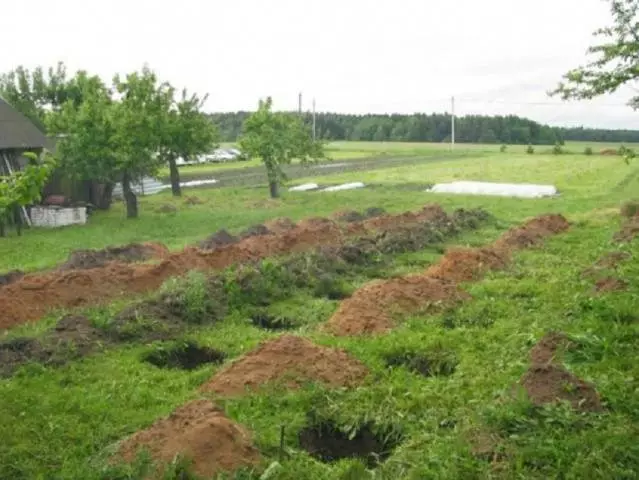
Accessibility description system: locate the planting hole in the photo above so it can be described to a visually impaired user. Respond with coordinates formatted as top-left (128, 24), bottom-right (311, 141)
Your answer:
top-left (384, 349), bottom-right (458, 377)
top-left (299, 420), bottom-right (402, 467)
top-left (250, 313), bottom-right (296, 331)
top-left (143, 341), bottom-right (226, 370)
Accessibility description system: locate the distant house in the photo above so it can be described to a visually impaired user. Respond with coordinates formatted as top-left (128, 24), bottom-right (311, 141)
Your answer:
top-left (0, 96), bottom-right (50, 174)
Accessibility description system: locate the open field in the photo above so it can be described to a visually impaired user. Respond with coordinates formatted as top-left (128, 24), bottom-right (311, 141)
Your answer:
top-left (1, 142), bottom-right (639, 479)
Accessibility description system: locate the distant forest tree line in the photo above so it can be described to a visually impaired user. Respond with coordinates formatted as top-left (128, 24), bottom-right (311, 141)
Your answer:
top-left (210, 111), bottom-right (639, 145)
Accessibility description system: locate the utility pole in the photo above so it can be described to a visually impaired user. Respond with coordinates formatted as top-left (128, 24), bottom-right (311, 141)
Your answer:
top-left (451, 96), bottom-right (455, 151)
top-left (312, 97), bottom-right (316, 141)
top-left (298, 92), bottom-right (302, 116)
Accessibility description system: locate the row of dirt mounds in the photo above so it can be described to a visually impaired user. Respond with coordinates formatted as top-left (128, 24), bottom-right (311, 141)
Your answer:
top-left (519, 332), bottom-right (602, 412)
top-left (200, 335), bottom-right (369, 396)
top-left (117, 399), bottom-right (261, 479)
top-left (0, 204), bottom-right (460, 330)
top-left (325, 214), bottom-right (571, 336)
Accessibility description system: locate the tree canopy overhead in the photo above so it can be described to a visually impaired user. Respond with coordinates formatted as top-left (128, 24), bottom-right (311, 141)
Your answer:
top-left (551, 0), bottom-right (639, 108)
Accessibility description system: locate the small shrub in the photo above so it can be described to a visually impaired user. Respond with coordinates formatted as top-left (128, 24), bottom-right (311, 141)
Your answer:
top-left (500, 145), bottom-right (507, 153)
top-left (552, 143), bottom-right (563, 155)
top-left (584, 147), bottom-right (593, 156)
top-left (526, 145), bottom-right (534, 154)
top-left (160, 272), bottom-right (227, 324)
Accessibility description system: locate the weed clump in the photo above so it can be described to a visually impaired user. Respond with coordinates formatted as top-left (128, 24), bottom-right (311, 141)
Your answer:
top-left (160, 272), bottom-right (227, 324)
top-left (620, 200), bottom-right (639, 219)
top-left (384, 346), bottom-right (458, 377)
top-left (249, 312), bottom-right (296, 331)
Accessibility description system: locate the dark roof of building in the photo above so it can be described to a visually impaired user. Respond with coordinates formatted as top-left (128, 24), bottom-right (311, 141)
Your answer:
top-left (0, 97), bottom-right (49, 150)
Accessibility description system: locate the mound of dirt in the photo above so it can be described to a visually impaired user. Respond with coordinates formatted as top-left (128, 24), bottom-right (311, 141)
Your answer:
top-left (263, 217), bottom-right (296, 233)
top-left (495, 214), bottom-right (570, 250)
top-left (614, 215), bottom-right (639, 243)
top-left (364, 207), bottom-right (386, 218)
top-left (0, 270), bottom-right (24, 287)
top-left (325, 275), bottom-right (469, 336)
top-left (201, 335), bottom-right (368, 396)
top-left (198, 230), bottom-right (239, 250)
top-left (0, 315), bottom-right (102, 377)
top-left (238, 224), bottom-right (271, 239)
top-left (0, 204), bottom-right (479, 330)
top-left (520, 364), bottom-right (602, 412)
top-left (425, 247), bottom-right (509, 283)
top-left (600, 148), bottom-right (618, 156)
top-left (297, 217), bottom-right (337, 230)
top-left (594, 276), bottom-right (628, 293)
top-left (326, 213), bottom-right (569, 336)
top-left (118, 400), bottom-right (260, 478)
top-left (529, 332), bottom-right (573, 365)
top-left (595, 251), bottom-right (631, 268)
top-left (333, 210), bottom-right (366, 223)
top-left (59, 243), bottom-right (168, 271)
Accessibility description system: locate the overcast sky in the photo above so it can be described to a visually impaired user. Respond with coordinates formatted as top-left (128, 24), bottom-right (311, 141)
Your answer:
top-left (4, 0), bottom-right (638, 129)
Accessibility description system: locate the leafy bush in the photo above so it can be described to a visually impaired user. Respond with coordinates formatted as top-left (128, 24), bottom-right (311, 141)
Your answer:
top-left (552, 143), bottom-right (564, 155)
top-left (160, 271), bottom-right (226, 324)
top-left (526, 145), bottom-right (535, 154)
top-left (584, 147), bottom-right (593, 155)
top-left (500, 145), bottom-right (507, 153)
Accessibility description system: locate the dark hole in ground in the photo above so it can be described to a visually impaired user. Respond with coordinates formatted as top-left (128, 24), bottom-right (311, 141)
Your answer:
top-left (142, 341), bottom-right (226, 370)
top-left (384, 350), bottom-right (458, 377)
top-left (298, 420), bottom-right (402, 468)
top-left (250, 313), bottom-right (296, 331)
top-left (0, 269), bottom-right (24, 287)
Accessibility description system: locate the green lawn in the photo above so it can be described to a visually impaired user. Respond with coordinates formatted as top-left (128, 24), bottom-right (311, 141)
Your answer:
top-left (1, 143), bottom-right (639, 479)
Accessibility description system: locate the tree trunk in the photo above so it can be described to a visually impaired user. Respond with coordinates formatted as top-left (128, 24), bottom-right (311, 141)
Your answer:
top-left (122, 172), bottom-right (139, 218)
top-left (168, 156), bottom-right (182, 197)
top-left (95, 183), bottom-right (114, 210)
top-left (0, 218), bottom-right (5, 237)
top-left (13, 205), bottom-right (21, 236)
top-left (268, 180), bottom-right (279, 199)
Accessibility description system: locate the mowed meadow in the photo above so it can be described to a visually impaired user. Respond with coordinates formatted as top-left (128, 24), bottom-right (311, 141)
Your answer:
top-left (1, 141), bottom-right (639, 479)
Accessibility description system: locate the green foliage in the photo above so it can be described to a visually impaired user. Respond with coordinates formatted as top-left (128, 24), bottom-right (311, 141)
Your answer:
top-left (160, 89), bottom-right (220, 196)
top-left (584, 146), bottom-right (594, 155)
top-left (551, 0), bottom-right (639, 109)
top-left (526, 144), bottom-right (535, 154)
top-left (620, 199), bottom-right (639, 217)
top-left (500, 144), bottom-right (507, 153)
top-left (0, 152), bottom-right (56, 235)
top-left (160, 271), bottom-right (226, 324)
top-left (239, 97), bottom-right (325, 197)
top-left (0, 62), bottom-right (73, 131)
top-left (553, 143), bottom-right (564, 155)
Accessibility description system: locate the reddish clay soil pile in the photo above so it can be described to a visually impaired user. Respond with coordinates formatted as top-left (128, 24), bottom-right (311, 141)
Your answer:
top-left (529, 332), bottom-right (573, 365)
top-left (0, 204), bottom-right (457, 330)
top-left (332, 210), bottom-right (366, 223)
top-left (594, 276), bottom-right (628, 293)
top-left (58, 242), bottom-right (169, 271)
top-left (519, 332), bottom-right (602, 412)
top-left (520, 364), bottom-right (602, 412)
top-left (425, 247), bottom-right (508, 282)
top-left (326, 214), bottom-right (570, 336)
top-left (118, 400), bottom-right (260, 477)
top-left (201, 335), bottom-right (368, 396)
top-left (325, 276), bottom-right (469, 336)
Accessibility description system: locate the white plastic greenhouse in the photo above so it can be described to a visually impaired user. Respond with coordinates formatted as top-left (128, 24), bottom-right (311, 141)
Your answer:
top-left (427, 181), bottom-right (558, 198)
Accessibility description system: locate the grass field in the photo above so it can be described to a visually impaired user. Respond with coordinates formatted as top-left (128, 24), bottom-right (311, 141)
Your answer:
top-left (1, 142), bottom-right (638, 479)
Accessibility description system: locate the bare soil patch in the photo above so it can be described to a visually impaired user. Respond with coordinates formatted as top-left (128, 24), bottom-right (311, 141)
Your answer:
top-left (238, 224), bottom-right (271, 239)
top-left (118, 400), bottom-right (260, 478)
top-left (200, 335), bottom-right (368, 396)
top-left (59, 242), bottom-right (168, 271)
top-left (198, 229), bottom-right (239, 250)
top-left (333, 210), bottom-right (366, 223)
top-left (614, 214), bottom-right (639, 243)
top-left (0, 269), bottom-right (24, 287)
top-left (426, 247), bottom-right (508, 282)
top-left (263, 217), bottom-right (296, 233)
top-left (529, 332), bottom-right (573, 365)
top-left (594, 276), bottom-right (628, 293)
top-left (520, 364), bottom-right (603, 412)
top-left (299, 419), bottom-right (402, 468)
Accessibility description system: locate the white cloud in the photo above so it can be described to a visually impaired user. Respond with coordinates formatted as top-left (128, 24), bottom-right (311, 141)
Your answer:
top-left (3, 0), bottom-right (636, 128)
